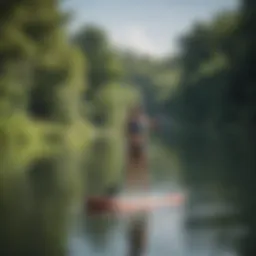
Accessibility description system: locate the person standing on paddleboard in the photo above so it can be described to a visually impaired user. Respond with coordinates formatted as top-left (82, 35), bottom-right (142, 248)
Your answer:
top-left (87, 102), bottom-right (157, 256)
top-left (126, 103), bottom-right (151, 189)
top-left (125, 102), bottom-right (154, 256)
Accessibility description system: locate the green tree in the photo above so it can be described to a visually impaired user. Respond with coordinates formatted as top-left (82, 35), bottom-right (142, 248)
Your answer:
top-left (0, 2), bottom-right (91, 256)
top-left (73, 25), bottom-right (123, 100)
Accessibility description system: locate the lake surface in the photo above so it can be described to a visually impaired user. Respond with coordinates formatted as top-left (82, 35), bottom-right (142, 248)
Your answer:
top-left (68, 184), bottom-right (239, 256)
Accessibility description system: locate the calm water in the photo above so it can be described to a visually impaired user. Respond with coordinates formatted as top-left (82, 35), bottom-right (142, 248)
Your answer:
top-left (68, 184), bottom-right (239, 256)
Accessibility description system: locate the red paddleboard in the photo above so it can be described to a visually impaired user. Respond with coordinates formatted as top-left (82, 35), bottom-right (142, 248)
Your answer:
top-left (86, 193), bottom-right (184, 215)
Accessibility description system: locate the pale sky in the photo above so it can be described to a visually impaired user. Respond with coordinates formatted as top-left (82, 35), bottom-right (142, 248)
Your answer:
top-left (62, 0), bottom-right (239, 57)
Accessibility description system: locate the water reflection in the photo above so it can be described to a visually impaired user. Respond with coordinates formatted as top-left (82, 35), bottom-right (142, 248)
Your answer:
top-left (68, 129), bottom-right (247, 256)
top-left (1, 131), bottom-right (248, 256)
top-left (69, 189), bottom-right (242, 256)
top-left (83, 215), bottom-right (118, 250)
top-left (69, 186), bottom-right (186, 256)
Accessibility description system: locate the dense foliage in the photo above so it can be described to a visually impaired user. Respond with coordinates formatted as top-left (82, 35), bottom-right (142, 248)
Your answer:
top-left (0, 0), bottom-right (255, 255)
top-left (0, 2), bottom-right (139, 254)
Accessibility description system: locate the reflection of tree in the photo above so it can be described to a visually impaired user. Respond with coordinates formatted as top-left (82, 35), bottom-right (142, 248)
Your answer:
top-left (27, 158), bottom-right (72, 256)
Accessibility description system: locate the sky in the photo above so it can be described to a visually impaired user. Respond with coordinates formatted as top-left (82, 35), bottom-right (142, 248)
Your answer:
top-left (62, 0), bottom-right (239, 57)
